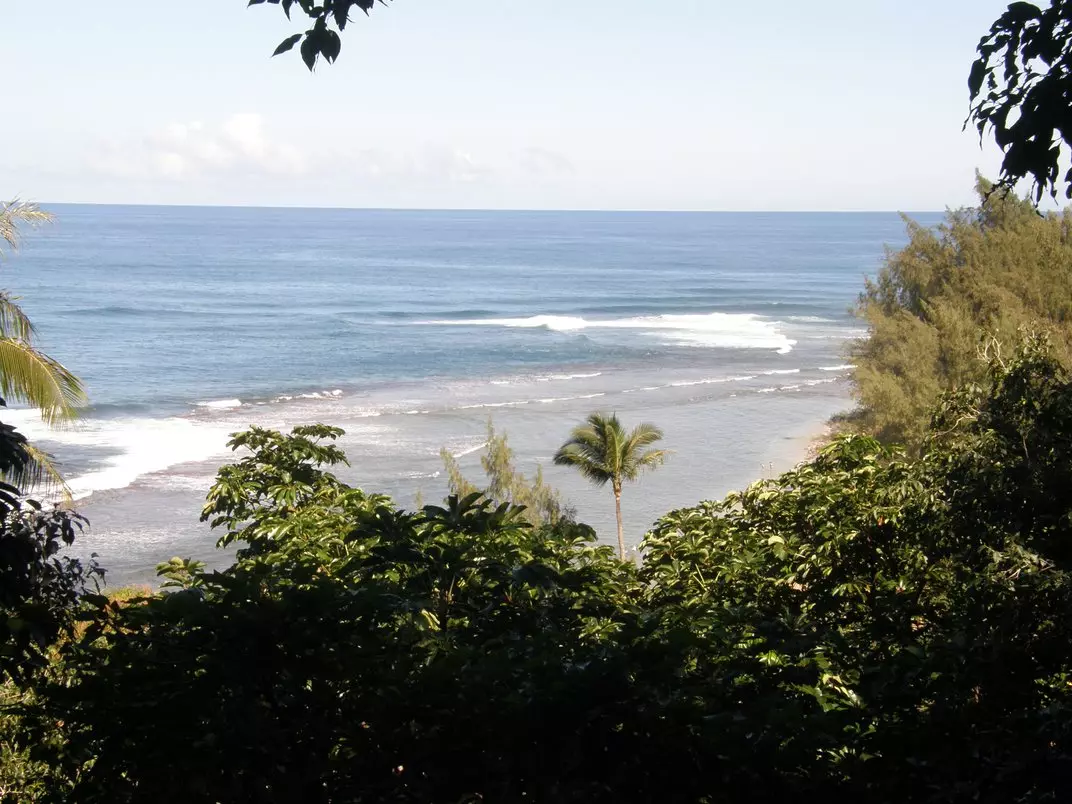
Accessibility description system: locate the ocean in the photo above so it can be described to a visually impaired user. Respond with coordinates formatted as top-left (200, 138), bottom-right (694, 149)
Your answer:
top-left (4, 206), bottom-right (939, 586)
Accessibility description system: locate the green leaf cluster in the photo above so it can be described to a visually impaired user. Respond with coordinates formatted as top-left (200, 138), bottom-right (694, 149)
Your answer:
top-left (0, 200), bottom-right (86, 495)
top-left (968, 0), bottom-right (1072, 201)
top-left (851, 177), bottom-right (1072, 451)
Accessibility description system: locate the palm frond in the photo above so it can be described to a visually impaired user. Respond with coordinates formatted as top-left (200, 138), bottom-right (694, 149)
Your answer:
top-left (0, 338), bottom-right (86, 425)
top-left (0, 200), bottom-right (54, 257)
top-left (552, 443), bottom-right (614, 486)
top-left (7, 443), bottom-right (72, 502)
top-left (553, 412), bottom-right (627, 483)
top-left (623, 422), bottom-right (664, 453)
top-left (0, 293), bottom-right (35, 340)
top-left (622, 448), bottom-right (669, 480)
top-left (556, 430), bottom-right (608, 469)
top-left (619, 422), bottom-right (668, 479)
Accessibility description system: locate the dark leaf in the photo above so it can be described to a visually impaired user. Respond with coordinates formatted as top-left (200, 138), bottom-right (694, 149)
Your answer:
top-left (272, 33), bottom-right (303, 57)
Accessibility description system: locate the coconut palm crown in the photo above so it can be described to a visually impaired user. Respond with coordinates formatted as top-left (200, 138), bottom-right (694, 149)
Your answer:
top-left (0, 201), bottom-right (86, 491)
top-left (553, 412), bottom-right (667, 560)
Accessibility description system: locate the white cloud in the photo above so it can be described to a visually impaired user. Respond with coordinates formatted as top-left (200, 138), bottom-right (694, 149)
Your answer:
top-left (520, 147), bottom-right (575, 176)
top-left (90, 113), bottom-right (307, 181)
top-left (76, 114), bottom-right (588, 206)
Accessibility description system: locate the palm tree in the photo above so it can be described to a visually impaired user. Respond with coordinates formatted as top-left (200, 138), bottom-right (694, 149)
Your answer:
top-left (553, 412), bottom-right (667, 560)
top-left (0, 201), bottom-right (86, 491)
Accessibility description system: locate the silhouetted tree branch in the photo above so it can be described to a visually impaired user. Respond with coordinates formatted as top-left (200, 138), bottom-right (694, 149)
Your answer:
top-left (247, 0), bottom-right (392, 70)
top-left (968, 1), bottom-right (1072, 201)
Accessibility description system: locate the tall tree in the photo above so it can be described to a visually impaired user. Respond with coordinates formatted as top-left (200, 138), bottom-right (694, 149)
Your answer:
top-left (0, 201), bottom-right (86, 490)
top-left (849, 176), bottom-right (1072, 450)
top-left (440, 421), bottom-right (573, 527)
top-left (968, 0), bottom-right (1072, 201)
top-left (553, 412), bottom-right (666, 560)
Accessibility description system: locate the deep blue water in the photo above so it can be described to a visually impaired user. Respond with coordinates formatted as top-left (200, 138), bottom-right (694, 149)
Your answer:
top-left (5, 206), bottom-right (940, 583)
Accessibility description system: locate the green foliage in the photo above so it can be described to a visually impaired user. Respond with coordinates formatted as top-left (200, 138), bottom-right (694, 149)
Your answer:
top-left (0, 425), bottom-right (98, 800)
top-left (554, 412), bottom-right (667, 559)
top-left (440, 420), bottom-right (575, 528)
top-left (0, 202), bottom-right (85, 429)
top-left (202, 424), bottom-right (391, 573)
top-left (640, 335), bottom-right (1072, 800)
top-left (0, 490), bottom-right (99, 684)
top-left (968, 0), bottom-right (1072, 201)
top-left (851, 177), bottom-right (1072, 450)
top-left (45, 436), bottom-right (631, 802)
top-left (0, 679), bottom-right (61, 803)
top-left (247, 0), bottom-right (391, 70)
top-left (11, 337), bottom-right (1072, 801)
top-left (0, 200), bottom-right (85, 496)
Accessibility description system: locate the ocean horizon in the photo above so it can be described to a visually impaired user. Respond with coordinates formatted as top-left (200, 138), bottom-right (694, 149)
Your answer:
top-left (6, 205), bottom-right (942, 585)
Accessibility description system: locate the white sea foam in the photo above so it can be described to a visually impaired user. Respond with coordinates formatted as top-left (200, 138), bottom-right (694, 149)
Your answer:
top-left (9, 412), bottom-right (234, 500)
top-left (669, 375), bottom-right (756, 388)
top-left (196, 398), bottom-right (242, 409)
top-left (452, 442), bottom-right (487, 458)
top-left (432, 314), bottom-right (587, 331)
top-left (760, 369), bottom-right (800, 376)
top-left (421, 312), bottom-right (796, 353)
top-left (540, 372), bottom-right (603, 381)
top-left (538, 392), bottom-right (606, 404)
top-left (273, 389), bottom-right (344, 403)
top-left (401, 470), bottom-right (442, 480)
top-left (819, 364), bottom-right (855, 371)
top-left (459, 400), bottom-right (530, 410)
top-left (465, 389), bottom-right (606, 410)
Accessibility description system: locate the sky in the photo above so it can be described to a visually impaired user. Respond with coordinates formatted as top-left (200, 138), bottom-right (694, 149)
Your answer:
top-left (1, 0), bottom-right (1013, 211)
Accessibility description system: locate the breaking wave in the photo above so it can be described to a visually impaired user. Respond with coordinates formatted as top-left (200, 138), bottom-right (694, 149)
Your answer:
top-left (419, 312), bottom-right (796, 354)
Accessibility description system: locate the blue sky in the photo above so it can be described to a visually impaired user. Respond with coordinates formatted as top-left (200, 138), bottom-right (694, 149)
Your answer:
top-left (2, 1), bottom-right (1011, 210)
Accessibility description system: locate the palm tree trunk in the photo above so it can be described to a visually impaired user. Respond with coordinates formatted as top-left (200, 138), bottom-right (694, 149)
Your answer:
top-left (614, 486), bottom-right (626, 560)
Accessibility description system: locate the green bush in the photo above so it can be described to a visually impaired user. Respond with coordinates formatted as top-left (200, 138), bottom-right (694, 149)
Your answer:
top-left (851, 178), bottom-right (1072, 450)
top-left (16, 337), bottom-right (1072, 802)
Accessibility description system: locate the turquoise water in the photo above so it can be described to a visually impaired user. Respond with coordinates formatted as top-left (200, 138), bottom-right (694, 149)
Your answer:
top-left (6, 206), bottom-right (939, 583)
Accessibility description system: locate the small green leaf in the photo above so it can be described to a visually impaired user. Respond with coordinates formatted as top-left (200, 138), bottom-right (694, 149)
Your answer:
top-left (273, 33), bottom-right (303, 57)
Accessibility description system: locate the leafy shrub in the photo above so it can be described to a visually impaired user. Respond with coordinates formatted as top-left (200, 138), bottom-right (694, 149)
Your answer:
top-left (24, 337), bottom-right (1072, 803)
top-left (851, 178), bottom-right (1072, 450)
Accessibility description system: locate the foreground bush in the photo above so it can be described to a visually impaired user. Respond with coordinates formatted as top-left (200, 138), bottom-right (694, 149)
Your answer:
top-left (17, 337), bottom-right (1072, 802)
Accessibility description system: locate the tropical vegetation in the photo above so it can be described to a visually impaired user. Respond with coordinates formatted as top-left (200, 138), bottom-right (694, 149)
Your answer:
top-left (1, 3), bottom-right (1071, 798)
top-left (0, 334), bottom-right (1066, 801)
top-left (968, 0), bottom-right (1072, 200)
top-left (0, 201), bottom-right (85, 491)
top-left (440, 420), bottom-right (574, 528)
top-left (553, 412), bottom-right (667, 560)
top-left (848, 177), bottom-right (1072, 450)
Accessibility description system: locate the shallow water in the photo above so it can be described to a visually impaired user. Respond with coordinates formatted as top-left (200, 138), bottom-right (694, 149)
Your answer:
top-left (6, 206), bottom-right (939, 585)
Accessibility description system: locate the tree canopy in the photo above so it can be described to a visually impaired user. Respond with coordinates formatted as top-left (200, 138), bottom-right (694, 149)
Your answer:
top-left (849, 176), bottom-right (1072, 450)
top-left (968, 0), bottom-right (1072, 201)
top-left (554, 413), bottom-right (667, 560)
top-left (440, 420), bottom-right (575, 528)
